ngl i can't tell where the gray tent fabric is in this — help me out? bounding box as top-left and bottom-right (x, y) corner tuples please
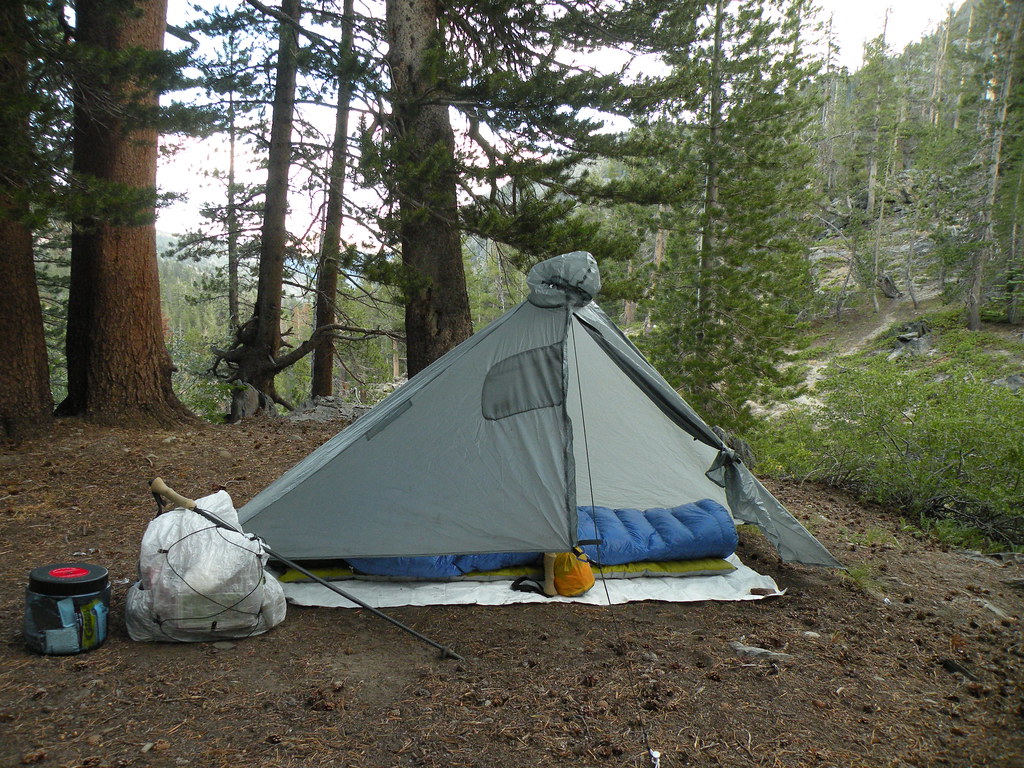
(527, 251), (601, 308)
(706, 454), (842, 567)
(571, 305), (842, 568)
(238, 252), (841, 569)
(240, 301), (577, 559)
(564, 318), (729, 513)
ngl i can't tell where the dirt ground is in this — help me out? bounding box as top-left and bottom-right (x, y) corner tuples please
(0, 417), (1021, 768)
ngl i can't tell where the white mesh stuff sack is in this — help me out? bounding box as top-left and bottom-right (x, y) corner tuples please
(126, 490), (286, 642)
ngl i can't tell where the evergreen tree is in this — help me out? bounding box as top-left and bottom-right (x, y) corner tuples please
(166, 4), (274, 331)
(311, 0), (357, 397)
(640, 0), (820, 433)
(354, 0), (709, 373)
(384, 0), (472, 376)
(211, 0), (306, 415)
(995, 38), (1024, 324)
(180, 1), (396, 407)
(0, 0), (53, 437)
(907, 0), (1024, 328)
(58, 0), (190, 424)
(971, 0), (1023, 329)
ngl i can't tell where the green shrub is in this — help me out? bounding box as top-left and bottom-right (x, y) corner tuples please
(752, 351), (1024, 549)
(168, 331), (233, 422)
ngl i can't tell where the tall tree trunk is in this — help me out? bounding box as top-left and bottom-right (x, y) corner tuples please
(227, 82), (240, 331)
(311, 0), (355, 398)
(929, 7), (952, 127)
(696, 0), (725, 344)
(872, 102), (904, 307)
(642, 210), (667, 333)
(386, 0), (472, 377)
(248, 0), (302, 400)
(58, 0), (188, 425)
(968, 5), (1022, 331)
(865, 13), (889, 232)
(820, 15), (839, 198)
(1007, 163), (1023, 325)
(623, 256), (637, 325)
(952, 4), (975, 133)
(866, 116), (879, 222)
(216, 0), (337, 418)
(0, 0), (53, 437)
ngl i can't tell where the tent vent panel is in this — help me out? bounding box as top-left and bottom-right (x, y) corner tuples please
(482, 344), (563, 420)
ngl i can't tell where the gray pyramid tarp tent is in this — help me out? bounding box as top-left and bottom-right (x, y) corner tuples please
(239, 252), (841, 570)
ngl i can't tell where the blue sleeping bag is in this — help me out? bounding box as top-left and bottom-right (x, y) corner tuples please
(344, 551), (539, 579)
(346, 499), (737, 578)
(575, 499), (738, 565)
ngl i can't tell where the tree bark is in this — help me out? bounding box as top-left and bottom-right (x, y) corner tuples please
(227, 78), (240, 331)
(929, 7), (952, 127)
(312, 0), (355, 397)
(865, 14), (889, 227)
(642, 209), (668, 333)
(968, 4), (1022, 331)
(1007, 163), (1023, 325)
(58, 0), (188, 425)
(246, 0), (302, 402)
(952, 5), (975, 133)
(872, 101), (904, 308)
(623, 256), (636, 325)
(386, 0), (472, 377)
(695, 0), (725, 345)
(820, 16), (839, 198)
(0, 0), (53, 438)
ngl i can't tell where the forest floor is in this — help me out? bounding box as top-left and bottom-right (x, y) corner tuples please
(0, 414), (1021, 768)
(2, 285), (1023, 768)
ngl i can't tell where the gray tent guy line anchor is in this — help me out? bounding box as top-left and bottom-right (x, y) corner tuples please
(238, 251), (842, 571)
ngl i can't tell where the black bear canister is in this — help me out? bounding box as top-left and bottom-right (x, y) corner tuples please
(24, 563), (111, 655)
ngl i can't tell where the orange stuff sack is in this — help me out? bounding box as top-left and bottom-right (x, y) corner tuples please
(553, 550), (595, 597)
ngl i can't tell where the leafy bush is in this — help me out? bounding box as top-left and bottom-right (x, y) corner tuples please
(752, 350), (1024, 549)
(168, 331), (233, 422)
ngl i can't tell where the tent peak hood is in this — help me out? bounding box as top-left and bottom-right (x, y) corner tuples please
(527, 251), (601, 308)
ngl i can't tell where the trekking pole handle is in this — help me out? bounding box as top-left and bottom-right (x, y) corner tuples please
(150, 477), (197, 510)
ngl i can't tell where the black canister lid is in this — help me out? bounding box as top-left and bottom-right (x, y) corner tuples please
(28, 563), (109, 596)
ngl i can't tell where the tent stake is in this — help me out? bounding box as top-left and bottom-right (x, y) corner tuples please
(149, 478), (464, 662)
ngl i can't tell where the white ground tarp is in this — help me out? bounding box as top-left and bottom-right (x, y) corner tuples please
(280, 554), (781, 608)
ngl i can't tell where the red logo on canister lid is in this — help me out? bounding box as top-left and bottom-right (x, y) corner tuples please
(49, 567), (90, 579)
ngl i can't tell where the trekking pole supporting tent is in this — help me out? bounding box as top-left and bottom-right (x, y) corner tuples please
(149, 478), (463, 661)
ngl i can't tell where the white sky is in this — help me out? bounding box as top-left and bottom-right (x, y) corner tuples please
(816, 0), (959, 71)
(156, 0), (962, 236)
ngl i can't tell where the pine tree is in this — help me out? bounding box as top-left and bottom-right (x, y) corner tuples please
(840, 25), (908, 312)
(354, 0), (709, 373)
(181, 1), (398, 408)
(640, 0), (820, 432)
(383, 0), (472, 376)
(969, 0), (1023, 329)
(209, 0), (307, 415)
(167, 4), (274, 331)
(311, 0), (356, 397)
(909, 0), (1024, 328)
(0, 0), (53, 437)
(58, 0), (190, 424)
(995, 44), (1024, 324)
